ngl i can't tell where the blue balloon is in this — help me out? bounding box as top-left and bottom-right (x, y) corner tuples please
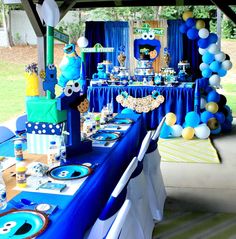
(221, 119), (232, 133)
(227, 114), (233, 123)
(218, 68), (227, 77)
(202, 52), (215, 64)
(209, 61), (221, 72)
(208, 33), (218, 44)
(201, 111), (214, 123)
(211, 125), (221, 135)
(207, 90), (220, 103)
(187, 28), (199, 40)
(185, 111), (200, 127)
(160, 123), (172, 139)
(214, 112), (225, 124)
(202, 68), (212, 78)
(205, 85), (214, 93)
(186, 18), (196, 28)
(198, 38), (210, 49)
(179, 23), (188, 34)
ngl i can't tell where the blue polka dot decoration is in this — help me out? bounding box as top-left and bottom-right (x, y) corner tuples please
(26, 122), (63, 135)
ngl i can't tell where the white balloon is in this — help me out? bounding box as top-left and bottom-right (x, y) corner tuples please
(200, 97), (207, 109)
(221, 60), (233, 71)
(198, 48), (207, 55)
(215, 52), (226, 62)
(198, 28), (209, 39)
(208, 43), (220, 55)
(77, 36), (89, 48)
(199, 63), (209, 71)
(171, 124), (183, 137)
(209, 74), (221, 87)
(194, 123), (210, 139)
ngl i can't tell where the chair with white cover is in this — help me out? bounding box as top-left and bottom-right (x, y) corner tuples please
(143, 116), (166, 221)
(127, 131), (154, 239)
(0, 126), (15, 144)
(86, 157), (142, 239)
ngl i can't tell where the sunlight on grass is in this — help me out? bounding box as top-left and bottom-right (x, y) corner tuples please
(0, 61), (26, 123)
(222, 82), (236, 116)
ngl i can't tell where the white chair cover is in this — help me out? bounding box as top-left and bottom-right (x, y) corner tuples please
(137, 131), (152, 162)
(143, 117), (167, 221)
(86, 157), (138, 239)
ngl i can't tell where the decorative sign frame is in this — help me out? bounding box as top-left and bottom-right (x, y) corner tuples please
(133, 23), (165, 36)
(81, 43), (114, 53)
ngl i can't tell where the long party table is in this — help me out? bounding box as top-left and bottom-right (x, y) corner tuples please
(2, 113), (146, 239)
(87, 84), (198, 129)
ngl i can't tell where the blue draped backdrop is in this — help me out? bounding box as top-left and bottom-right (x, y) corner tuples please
(104, 21), (130, 68)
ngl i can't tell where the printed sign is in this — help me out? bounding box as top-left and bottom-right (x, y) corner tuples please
(54, 29), (69, 44)
(133, 23), (165, 36)
(81, 43), (114, 53)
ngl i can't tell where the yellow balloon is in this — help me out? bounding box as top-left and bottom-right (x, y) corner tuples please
(205, 102), (219, 114)
(196, 20), (205, 30)
(165, 112), (177, 126)
(182, 127), (195, 140)
(182, 11), (193, 21)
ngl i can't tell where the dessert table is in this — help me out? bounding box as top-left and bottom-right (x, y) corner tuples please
(88, 84), (198, 129)
(2, 113), (146, 239)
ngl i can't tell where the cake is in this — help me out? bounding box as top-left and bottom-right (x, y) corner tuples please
(134, 60), (155, 81)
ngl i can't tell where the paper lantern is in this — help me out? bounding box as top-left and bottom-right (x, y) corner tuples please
(202, 68), (212, 78)
(209, 74), (221, 87)
(198, 28), (209, 39)
(165, 112), (177, 126)
(199, 62), (209, 71)
(196, 20), (205, 30)
(221, 60), (233, 71)
(194, 124), (210, 139)
(185, 111), (200, 128)
(202, 52), (215, 64)
(214, 52), (226, 62)
(208, 43), (220, 55)
(207, 90), (220, 103)
(205, 102), (219, 114)
(183, 11), (193, 21)
(179, 23), (188, 34)
(171, 124), (183, 137)
(187, 28), (199, 40)
(182, 127), (195, 140)
(209, 61), (221, 73)
(201, 111), (214, 123)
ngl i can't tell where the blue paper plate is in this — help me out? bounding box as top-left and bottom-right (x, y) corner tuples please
(48, 164), (92, 180)
(0, 209), (48, 239)
(89, 131), (120, 141)
(108, 118), (133, 125)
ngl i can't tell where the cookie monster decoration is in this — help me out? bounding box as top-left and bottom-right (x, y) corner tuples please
(92, 63), (107, 80)
(58, 43), (81, 88)
(42, 64), (57, 98)
(134, 31), (161, 61)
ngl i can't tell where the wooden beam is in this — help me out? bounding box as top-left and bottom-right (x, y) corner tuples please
(59, 0), (77, 20)
(21, 0), (46, 37)
(211, 0), (236, 25)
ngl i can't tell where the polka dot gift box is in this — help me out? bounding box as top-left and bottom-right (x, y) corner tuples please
(26, 122), (63, 154)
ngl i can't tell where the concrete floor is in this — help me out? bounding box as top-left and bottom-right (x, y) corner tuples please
(161, 119), (236, 213)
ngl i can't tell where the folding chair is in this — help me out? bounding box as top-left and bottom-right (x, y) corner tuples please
(143, 116), (167, 221)
(127, 131), (154, 239)
(0, 126), (15, 144)
(86, 157), (142, 239)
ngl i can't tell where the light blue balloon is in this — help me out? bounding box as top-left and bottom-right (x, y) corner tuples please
(185, 111), (200, 127)
(202, 52), (215, 64)
(202, 68), (212, 78)
(160, 123), (172, 139)
(201, 111), (214, 123)
(209, 61), (221, 72)
(218, 68), (227, 77)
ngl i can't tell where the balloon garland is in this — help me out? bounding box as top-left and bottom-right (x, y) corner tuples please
(116, 91), (165, 113)
(178, 10), (233, 138)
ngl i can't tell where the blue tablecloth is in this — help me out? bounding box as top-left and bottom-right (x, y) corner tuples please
(3, 114), (146, 239)
(88, 85), (196, 129)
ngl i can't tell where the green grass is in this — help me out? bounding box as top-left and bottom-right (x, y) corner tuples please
(0, 61), (26, 123)
(221, 83), (236, 116)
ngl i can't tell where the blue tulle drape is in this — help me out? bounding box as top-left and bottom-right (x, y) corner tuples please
(167, 20), (184, 72)
(85, 21), (106, 79)
(104, 21), (130, 68)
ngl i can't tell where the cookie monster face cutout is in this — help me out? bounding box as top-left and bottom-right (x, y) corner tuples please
(134, 31), (161, 61)
(0, 210), (48, 239)
(63, 43), (76, 55)
(42, 64), (57, 98)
